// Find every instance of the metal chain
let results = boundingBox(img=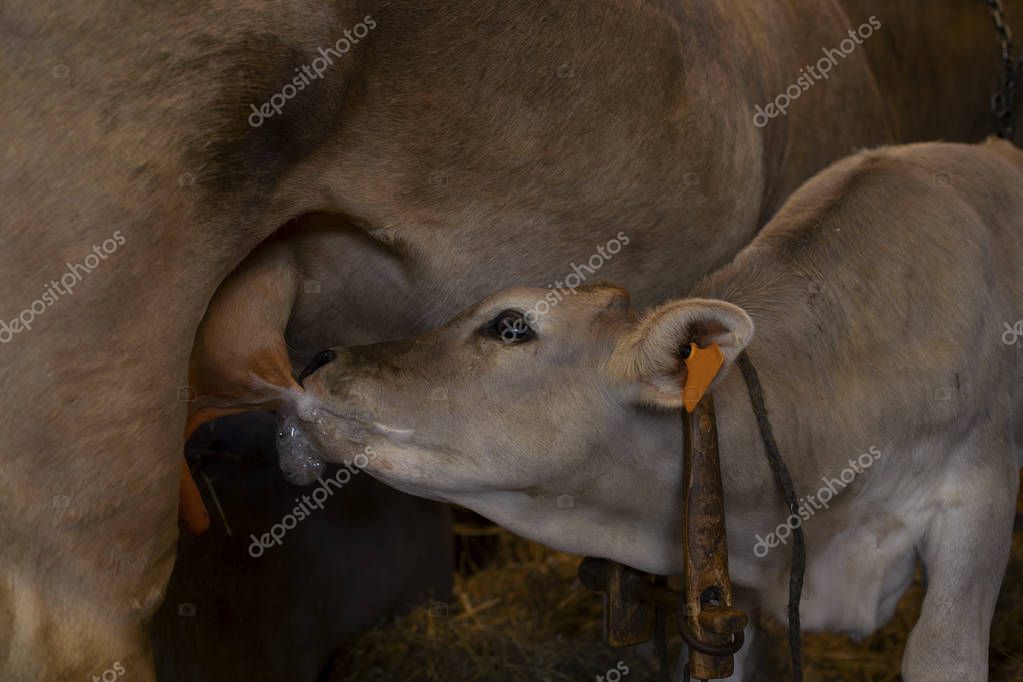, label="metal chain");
[985,0,1023,138]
